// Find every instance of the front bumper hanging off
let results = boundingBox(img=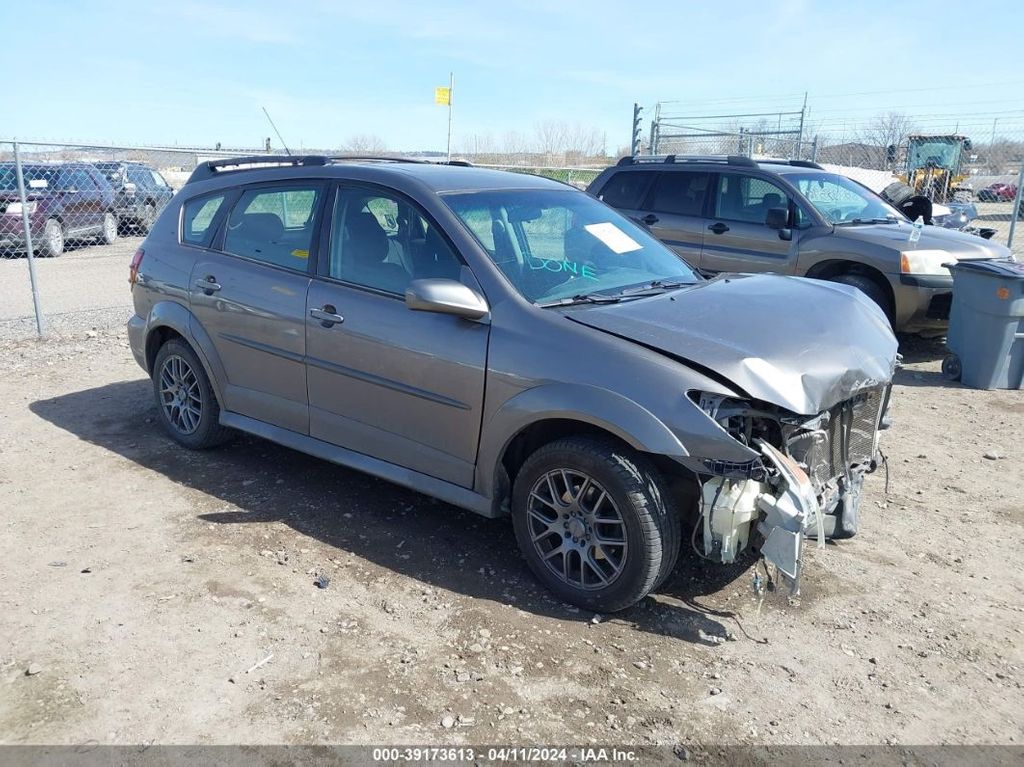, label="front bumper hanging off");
[755,441,825,595]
